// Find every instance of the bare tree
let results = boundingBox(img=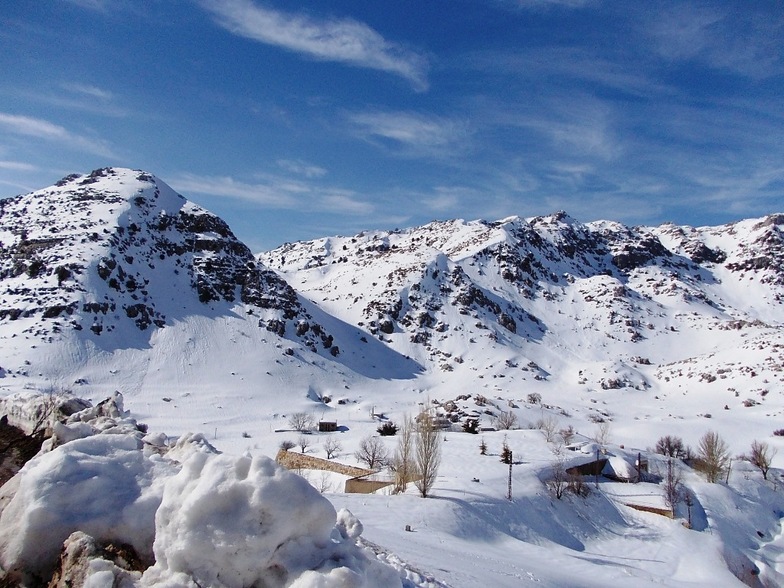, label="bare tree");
[655,435,685,459]
[697,430,730,483]
[663,458,682,517]
[288,412,315,432]
[747,440,777,480]
[547,457,568,499]
[313,471,333,493]
[355,436,388,469]
[559,425,576,445]
[567,473,589,497]
[414,408,442,498]
[494,411,518,430]
[30,389,59,437]
[536,416,559,443]
[279,439,296,451]
[391,414,415,493]
[297,434,311,454]
[323,436,342,460]
[593,422,611,447]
